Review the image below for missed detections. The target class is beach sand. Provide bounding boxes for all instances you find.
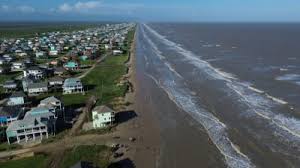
[114,31,161,168]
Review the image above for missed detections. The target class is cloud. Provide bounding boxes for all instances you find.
[0,4,35,13]
[56,1,143,15]
[58,1,101,13]
[17,5,35,13]
[1,5,9,12]
[58,3,73,12]
[74,1,101,10]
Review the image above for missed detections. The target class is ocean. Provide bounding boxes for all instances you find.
[135,23,300,168]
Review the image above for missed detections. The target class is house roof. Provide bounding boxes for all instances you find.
[28,82,48,89]
[26,107,50,116]
[4,80,16,85]
[10,91,26,98]
[63,78,82,87]
[93,105,114,114]
[40,96,61,105]
[6,112,54,132]
[27,66,41,71]
[0,106,23,118]
[54,67,66,73]
[64,61,78,67]
[48,76,64,82]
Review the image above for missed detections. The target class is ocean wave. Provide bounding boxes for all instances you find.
[147,73,254,168]
[143,23,300,148]
[141,25,254,168]
[276,74,300,86]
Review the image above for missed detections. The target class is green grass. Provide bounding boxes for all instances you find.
[0,154,48,168]
[60,145,111,168]
[82,54,129,105]
[0,143,22,152]
[80,60,94,66]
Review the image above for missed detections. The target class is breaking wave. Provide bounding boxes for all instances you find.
[140,24,255,168]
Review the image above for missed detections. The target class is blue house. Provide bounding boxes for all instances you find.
[64,61,79,70]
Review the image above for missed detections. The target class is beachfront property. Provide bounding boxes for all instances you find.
[39,96,63,116]
[5,96,64,144]
[63,78,84,94]
[0,106,23,126]
[27,82,48,95]
[92,105,115,128]
[6,110,56,144]
[7,91,26,106]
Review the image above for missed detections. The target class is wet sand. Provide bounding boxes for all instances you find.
[117,31,161,168]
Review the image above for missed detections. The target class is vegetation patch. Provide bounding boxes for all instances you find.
[0,154,48,168]
[60,145,111,168]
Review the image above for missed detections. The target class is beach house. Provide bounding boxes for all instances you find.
[6,110,56,144]
[39,96,63,117]
[63,78,84,94]
[92,105,115,128]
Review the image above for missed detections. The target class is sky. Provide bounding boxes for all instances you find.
[0,0,300,22]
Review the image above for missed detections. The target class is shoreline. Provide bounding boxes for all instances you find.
[118,29,161,168]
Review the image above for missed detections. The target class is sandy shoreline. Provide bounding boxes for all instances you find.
[115,30,161,168]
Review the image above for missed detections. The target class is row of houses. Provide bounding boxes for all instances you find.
[6,96,63,144]
[0,23,135,145]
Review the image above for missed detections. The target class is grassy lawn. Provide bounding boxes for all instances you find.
[82,54,129,105]
[80,60,95,66]
[0,142,22,152]
[60,145,111,168]
[0,154,48,168]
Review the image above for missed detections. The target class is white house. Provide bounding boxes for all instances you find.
[112,49,123,56]
[23,66,44,79]
[92,105,115,128]
[49,46,58,56]
[11,62,25,71]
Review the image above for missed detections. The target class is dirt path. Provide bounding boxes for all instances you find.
[78,54,108,79]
